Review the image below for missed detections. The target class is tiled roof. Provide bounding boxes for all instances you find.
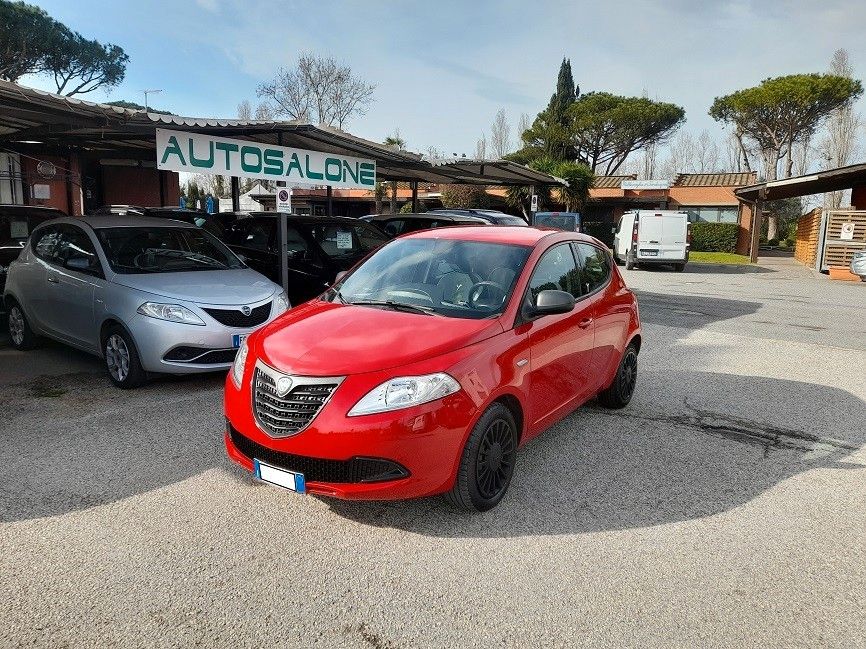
[593,175,637,189]
[672,173,757,187]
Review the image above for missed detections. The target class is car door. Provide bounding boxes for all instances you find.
[42,224,104,350]
[525,242,596,430]
[574,242,620,385]
[22,225,63,330]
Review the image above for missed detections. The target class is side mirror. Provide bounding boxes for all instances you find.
[64,256,96,274]
[334,270,348,283]
[528,289,575,317]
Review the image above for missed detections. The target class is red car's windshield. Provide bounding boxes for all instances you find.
[330,237,531,319]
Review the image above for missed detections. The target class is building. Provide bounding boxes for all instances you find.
[582,172,757,250]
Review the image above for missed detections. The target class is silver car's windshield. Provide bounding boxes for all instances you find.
[95,227,245,274]
[330,238,531,319]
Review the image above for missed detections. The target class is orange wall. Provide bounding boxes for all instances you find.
[21,154,73,214]
[101,166,179,207]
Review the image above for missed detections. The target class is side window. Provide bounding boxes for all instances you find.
[283,226,312,261]
[382,220,404,236]
[576,243,611,294]
[527,244,581,300]
[57,226,101,273]
[355,224,389,251]
[32,226,63,263]
[236,220,273,252]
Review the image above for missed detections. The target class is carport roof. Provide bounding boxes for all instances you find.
[735,163,866,201]
[0,80,564,187]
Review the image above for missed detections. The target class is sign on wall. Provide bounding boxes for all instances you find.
[621,179,671,190]
[276,187,292,213]
[156,128,376,190]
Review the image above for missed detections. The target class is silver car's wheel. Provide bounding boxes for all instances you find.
[105,333,130,382]
[8,306,25,346]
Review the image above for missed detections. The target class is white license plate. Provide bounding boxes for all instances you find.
[231,333,248,349]
[640,249,658,256]
[253,459,306,494]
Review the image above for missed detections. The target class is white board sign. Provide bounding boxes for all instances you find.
[335,231,353,249]
[621,179,671,190]
[530,194,538,212]
[840,222,855,241]
[276,187,292,213]
[156,128,376,189]
[32,184,50,199]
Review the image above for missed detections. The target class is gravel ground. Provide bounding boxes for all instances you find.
[1,255,864,648]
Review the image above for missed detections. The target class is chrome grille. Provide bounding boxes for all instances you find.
[253,363,342,437]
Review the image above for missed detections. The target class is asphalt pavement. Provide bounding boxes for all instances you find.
[1,255,864,648]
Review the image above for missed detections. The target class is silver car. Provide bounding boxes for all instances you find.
[4,216,289,388]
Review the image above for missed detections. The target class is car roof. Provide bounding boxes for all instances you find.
[370,212,488,223]
[240,212,378,226]
[62,215,199,229]
[0,204,67,215]
[400,225,599,246]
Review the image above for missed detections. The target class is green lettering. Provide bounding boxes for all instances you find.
[240,145,263,173]
[188,138,214,168]
[263,149,284,175]
[160,136,186,166]
[324,158,342,182]
[342,160,359,184]
[359,162,375,186]
[286,153,303,178]
[305,154,323,180]
[215,142,239,170]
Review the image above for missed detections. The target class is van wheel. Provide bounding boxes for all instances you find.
[445,402,518,512]
[103,325,147,389]
[673,263,685,272]
[6,299,38,350]
[625,249,636,270]
[613,250,623,266]
[598,343,638,409]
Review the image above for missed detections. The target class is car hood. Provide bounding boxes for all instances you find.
[111,268,277,305]
[257,299,504,376]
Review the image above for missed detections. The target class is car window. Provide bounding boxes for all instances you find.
[576,243,611,294]
[32,226,63,263]
[283,226,314,262]
[56,226,100,272]
[381,219,404,236]
[527,244,581,300]
[305,224,386,259]
[227,219,273,252]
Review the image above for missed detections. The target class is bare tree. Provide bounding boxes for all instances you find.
[383,131,405,214]
[490,108,511,158]
[237,100,252,120]
[642,140,658,179]
[423,145,443,160]
[257,53,375,128]
[254,102,275,120]
[662,131,696,176]
[517,112,532,141]
[474,134,487,160]
[723,131,744,172]
[820,49,862,208]
[695,131,720,172]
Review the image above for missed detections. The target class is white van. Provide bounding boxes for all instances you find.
[613,210,690,271]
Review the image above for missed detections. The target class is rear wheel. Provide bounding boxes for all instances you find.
[6,299,38,350]
[673,263,685,272]
[103,325,147,389]
[445,402,518,512]
[625,248,636,270]
[598,343,638,409]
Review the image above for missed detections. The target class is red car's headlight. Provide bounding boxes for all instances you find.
[347,373,460,416]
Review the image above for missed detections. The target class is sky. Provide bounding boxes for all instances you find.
[20,0,866,159]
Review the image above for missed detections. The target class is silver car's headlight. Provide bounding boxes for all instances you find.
[348,373,461,416]
[273,291,290,316]
[231,338,249,388]
[137,302,205,326]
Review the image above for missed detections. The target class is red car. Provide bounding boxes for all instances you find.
[225,226,641,511]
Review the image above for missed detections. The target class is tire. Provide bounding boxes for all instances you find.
[673,263,685,272]
[102,324,147,389]
[445,402,518,512]
[6,299,38,350]
[598,343,638,409]
[613,250,624,266]
[625,248,636,270]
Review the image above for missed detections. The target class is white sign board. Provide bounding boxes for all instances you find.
[32,184,50,199]
[621,179,671,190]
[840,222,855,241]
[335,231,353,249]
[530,194,539,212]
[276,187,292,213]
[156,128,376,190]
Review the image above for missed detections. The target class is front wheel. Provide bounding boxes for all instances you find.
[103,325,147,389]
[598,343,638,409]
[625,248,636,270]
[445,402,518,512]
[7,300,38,350]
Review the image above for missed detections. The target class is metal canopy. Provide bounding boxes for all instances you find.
[735,163,866,201]
[0,80,563,187]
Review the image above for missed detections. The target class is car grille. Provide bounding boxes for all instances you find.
[228,423,409,483]
[253,364,341,437]
[164,346,237,364]
[203,302,271,327]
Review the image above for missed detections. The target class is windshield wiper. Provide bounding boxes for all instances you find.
[328,287,347,304]
[348,299,437,315]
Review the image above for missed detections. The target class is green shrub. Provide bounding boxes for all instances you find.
[767,238,779,247]
[690,222,739,253]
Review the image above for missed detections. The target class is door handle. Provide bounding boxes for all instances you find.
[578,317,593,329]
[47,275,59,283]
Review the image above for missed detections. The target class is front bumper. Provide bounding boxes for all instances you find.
[224,371,479,500]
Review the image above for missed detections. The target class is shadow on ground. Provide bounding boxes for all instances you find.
[633,290,762,329]
[631,263,776,275]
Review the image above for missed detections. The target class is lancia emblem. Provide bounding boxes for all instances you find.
[241,305,251,316]
[276,376,293,396]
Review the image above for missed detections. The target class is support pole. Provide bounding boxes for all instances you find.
[326,185,333,216]
[749,198,762,264]
[411,181,418,213]
[231,176,240,212]
[278,212,289,295]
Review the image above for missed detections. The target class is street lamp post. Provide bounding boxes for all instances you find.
[142,89,163,111]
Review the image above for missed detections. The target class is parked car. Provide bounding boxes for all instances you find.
[4,216,288,388]
[90,205,234,238]
[851,249,866,280]
[1,205,67,302]
[225,226,642,511]
[429,209,529,226]
[533,211,582,232]
[369,212,490,237]
[613,210,690,271]
[222,213,389,305]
